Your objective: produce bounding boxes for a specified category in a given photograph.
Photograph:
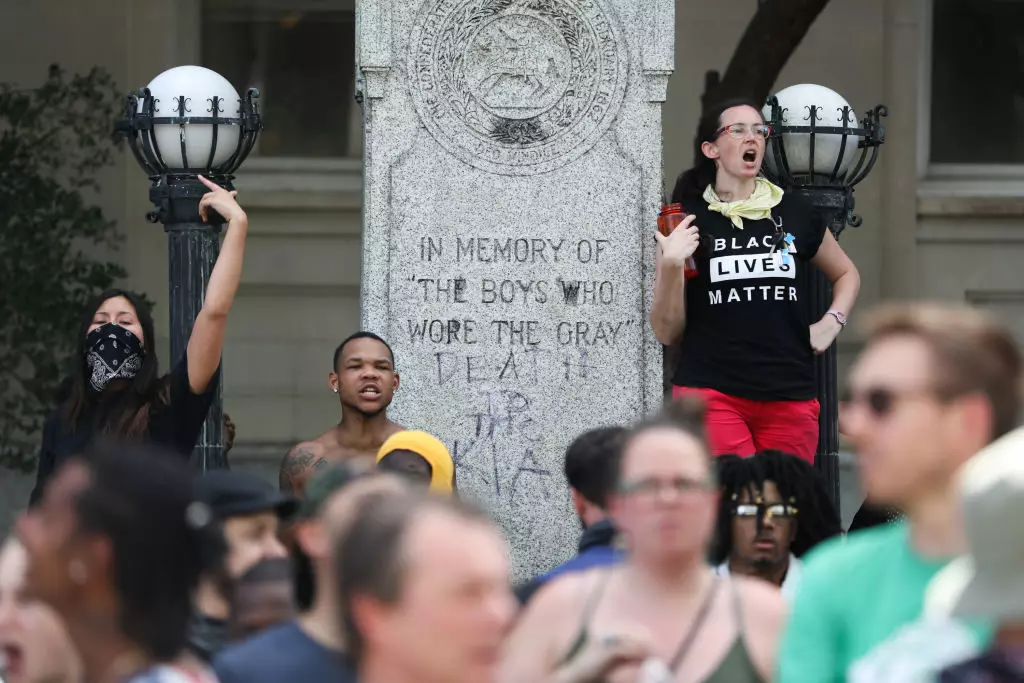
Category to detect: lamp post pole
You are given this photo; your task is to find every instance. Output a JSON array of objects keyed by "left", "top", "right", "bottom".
[
  {"left": 116, "top": 67, "right": 262, "bottom": 472},
  {"left": 152, "top": 177, "right": 227, "bottom": 471},
  {"left": 763, "top": 89, "right": 887, "bottom": 508}
]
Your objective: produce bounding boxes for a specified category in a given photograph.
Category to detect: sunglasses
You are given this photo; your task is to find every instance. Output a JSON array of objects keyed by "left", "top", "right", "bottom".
[
  {"left": 733, "top": 503, "right": 798, "bottom": 519},
  {"left": 844, "top": 387, "right": 940, "bottom": 418}
]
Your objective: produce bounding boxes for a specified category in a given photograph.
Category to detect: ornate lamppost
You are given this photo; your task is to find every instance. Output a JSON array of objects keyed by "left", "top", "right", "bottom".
[
  {"left": 761, "top": 83, "right": 887, "bottom": 506},
  {"left": 115, "top": 65, "right": 262, "bottom": 471}
]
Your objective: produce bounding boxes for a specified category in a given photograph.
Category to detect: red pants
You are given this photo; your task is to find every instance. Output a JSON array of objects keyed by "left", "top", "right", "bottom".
[{"left": 672, "top": 386, "right": 819, "bottom": 464}]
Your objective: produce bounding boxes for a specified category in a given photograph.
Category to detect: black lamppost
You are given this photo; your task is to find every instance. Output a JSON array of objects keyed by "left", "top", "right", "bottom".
[
  {"left": 761, "top": 84, "right": 887, "bottom": 507},
  {"left": 115, "top": 65, "right": 262, "bottom": 471}
]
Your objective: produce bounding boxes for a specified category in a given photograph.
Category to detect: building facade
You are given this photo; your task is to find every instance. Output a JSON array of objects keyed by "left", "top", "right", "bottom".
[{"left": 1, "top": 0, "right": 1021, "bottom": 523}]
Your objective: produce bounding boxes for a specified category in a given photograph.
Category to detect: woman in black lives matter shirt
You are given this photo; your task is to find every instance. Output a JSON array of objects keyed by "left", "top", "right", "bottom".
[
  {"left": 651, "top": 99, "right": 860, "bottom": 464},
  {"left": 29, "top": 176, "right": 249, "bottom": 505}
]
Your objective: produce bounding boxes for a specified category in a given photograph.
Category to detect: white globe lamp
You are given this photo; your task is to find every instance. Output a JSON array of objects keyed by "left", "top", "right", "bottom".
[
  {"left": 138, "top": 65, "right": 243, "bottom": 171},
  {"left": 762, "top": 83, "right": 860, "bottom": 179}
]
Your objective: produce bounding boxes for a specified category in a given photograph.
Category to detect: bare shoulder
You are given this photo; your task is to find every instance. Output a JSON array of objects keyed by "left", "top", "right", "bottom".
[
  {"left": 509, "top": 569, "right": 600, "bottom": 646},
  {"left": 732, "top": 574, "right": 787, "bottom": 623},
  {"left": 279, "top": 440, "right": 329, "bottom": 494},
  {"left": 529, "top": 569, "right": 595, "bottom": 616},
  {"left": 384, "top": 421, "right": 406, "bottom": 438},
  {"left": 501, "top": 570, "right": 599, "bottom": 680}
]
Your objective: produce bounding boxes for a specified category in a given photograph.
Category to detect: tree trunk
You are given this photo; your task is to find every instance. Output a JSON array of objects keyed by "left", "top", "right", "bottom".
[{"left": 707, "top": 0, "right": 834, "bottom": 106}]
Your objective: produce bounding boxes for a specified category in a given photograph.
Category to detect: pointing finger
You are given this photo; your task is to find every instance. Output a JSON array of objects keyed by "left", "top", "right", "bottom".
[{"left": 197, "top": 174, "right": 221, "bottom": 191}]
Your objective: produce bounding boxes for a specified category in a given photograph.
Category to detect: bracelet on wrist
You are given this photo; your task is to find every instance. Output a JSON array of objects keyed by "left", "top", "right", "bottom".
[{"left": 827, "top": 310, "right": 847, "bottom": 328}]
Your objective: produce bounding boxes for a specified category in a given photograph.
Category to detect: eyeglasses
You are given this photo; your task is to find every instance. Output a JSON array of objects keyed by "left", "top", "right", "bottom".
[
  {"left": 715, "top": 123, "right": 772, "bottom": 139},
  {"left": 844, "top": 386, "right": 942, "bottom": 419},
  {"left": 733, "top": 503, "right": 798, "bottom": 519},
  {"left": 619, "top": 476, "right": 714, "bottom": 499}
]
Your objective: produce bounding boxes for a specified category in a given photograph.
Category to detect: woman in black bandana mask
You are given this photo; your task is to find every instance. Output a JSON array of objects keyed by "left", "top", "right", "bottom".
[{"left": 29, "top": 175, "right": 249, "bottom": 506}]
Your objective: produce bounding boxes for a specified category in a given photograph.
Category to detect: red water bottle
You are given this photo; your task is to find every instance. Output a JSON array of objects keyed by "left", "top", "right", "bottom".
[{"left": 658, "top": 202, "right": 699, "bottom": 279}]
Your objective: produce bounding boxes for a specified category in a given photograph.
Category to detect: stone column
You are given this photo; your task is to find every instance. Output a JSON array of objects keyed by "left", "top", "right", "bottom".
[{"left": 358, "top": 0, "right": 675, "bottom": 580}]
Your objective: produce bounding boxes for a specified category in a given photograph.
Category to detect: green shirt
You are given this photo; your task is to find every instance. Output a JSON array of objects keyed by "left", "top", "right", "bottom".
[{"left": 777, "top": 523, "right": 991, "bottom": 683}]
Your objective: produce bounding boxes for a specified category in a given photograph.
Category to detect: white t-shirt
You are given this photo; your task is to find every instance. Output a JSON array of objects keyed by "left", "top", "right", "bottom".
[{"left": 715, "top": 554, "right": 803, "bottom": 600}]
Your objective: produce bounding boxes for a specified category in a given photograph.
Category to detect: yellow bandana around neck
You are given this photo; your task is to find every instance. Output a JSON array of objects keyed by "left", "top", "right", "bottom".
[{"left": 703, "top": 177, "right": 784, "bottom": 230}]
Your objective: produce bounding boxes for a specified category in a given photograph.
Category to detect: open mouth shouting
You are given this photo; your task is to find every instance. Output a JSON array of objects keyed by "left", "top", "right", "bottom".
[
  {"left": 358, "top": 383, "right": 383, "bottom": 401},
  {"left": 742, "top": 148, "right": 759, "bottom": 166}
]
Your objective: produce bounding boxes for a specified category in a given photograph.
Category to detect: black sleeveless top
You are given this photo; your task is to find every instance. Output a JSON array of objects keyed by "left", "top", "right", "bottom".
[
  {"left": 29, "top": 351, "right": 219, "bottom": 506},
  {"left": 672, "top": 193, "right": 826, "bottom": 401}
]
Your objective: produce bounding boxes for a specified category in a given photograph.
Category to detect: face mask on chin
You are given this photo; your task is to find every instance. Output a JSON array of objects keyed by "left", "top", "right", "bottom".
[{"left": 85, "top": 323, "right": 145, "bottom": 392}]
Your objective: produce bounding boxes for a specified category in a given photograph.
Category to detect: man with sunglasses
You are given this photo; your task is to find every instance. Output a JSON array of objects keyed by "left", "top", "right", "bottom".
[
  {"left": 712, "top": 451, "right": 842, "bottom": 600},
  {"left": 778, "top": 303, "right": 1021, "bottom": 683}
]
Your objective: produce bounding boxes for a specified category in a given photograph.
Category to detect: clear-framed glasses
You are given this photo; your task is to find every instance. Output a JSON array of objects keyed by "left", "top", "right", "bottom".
[
  {"left": 732, "top": 502, "right": 799, "bottom": 519},
  {"left": 619, "top": 476, "right": 714, "bottom": 499},
  {"left": 715, "top": 123, "right": 772, "bottom": 139}
]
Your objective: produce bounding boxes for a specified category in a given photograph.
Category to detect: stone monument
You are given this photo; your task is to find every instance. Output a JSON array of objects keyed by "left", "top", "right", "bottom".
[{"left": 358, "top": 0, "right": 675, "bottom": 579}]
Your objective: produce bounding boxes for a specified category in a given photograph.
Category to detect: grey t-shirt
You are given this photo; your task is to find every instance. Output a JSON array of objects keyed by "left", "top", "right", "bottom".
[{"left": 213, "top": 621, "right": 356, "bottom": 683}]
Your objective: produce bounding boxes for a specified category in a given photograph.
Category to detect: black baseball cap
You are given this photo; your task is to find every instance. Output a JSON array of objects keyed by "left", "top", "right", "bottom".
[{"left": 198, "top": 470, "right": 297, "bottom": 520}]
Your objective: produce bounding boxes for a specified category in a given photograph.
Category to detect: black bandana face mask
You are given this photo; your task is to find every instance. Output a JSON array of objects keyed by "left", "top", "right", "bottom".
[{"left": 85, "top": 323, "right": 145, "bottom": 392}]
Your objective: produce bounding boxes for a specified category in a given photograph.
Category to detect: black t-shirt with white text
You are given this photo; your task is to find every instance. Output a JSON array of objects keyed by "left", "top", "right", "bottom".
[{"left": 672, "top": 193, "right": 826, "bottom": 401}]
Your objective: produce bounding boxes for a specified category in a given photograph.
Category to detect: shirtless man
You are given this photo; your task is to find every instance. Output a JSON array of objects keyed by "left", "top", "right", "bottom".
[{"left": 279, "top": 332, "right": 404, "bottom": 495}]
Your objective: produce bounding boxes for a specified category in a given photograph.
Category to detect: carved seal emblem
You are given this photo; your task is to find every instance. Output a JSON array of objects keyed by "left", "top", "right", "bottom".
[{"left": 408, "top": 0, "right": 627, "bottom": 176}]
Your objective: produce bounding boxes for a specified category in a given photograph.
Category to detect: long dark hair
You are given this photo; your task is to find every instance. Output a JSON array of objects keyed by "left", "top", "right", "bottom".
[
  {"left": 671, "top": 97, "right": 764, "bottom": 203},
  {"left": 710, "top": 450, "right": 842, "bottom": 565},
  {"left": 61, "top": 288, "right": 166, "bottom": 438}
]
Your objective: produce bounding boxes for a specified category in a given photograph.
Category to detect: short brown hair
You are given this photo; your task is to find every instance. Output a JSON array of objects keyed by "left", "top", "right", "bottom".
[
  {"left": 863, "top": 302, "right": 1022, "bottom": 439},
  {"left": 334, "top": 492, "right": 493, "bottom": 663}
]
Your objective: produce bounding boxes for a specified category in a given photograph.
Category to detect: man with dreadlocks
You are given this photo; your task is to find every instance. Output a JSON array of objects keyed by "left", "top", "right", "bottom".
[{"left": 711, "top": 450, "right": 842, "bottom": 600}]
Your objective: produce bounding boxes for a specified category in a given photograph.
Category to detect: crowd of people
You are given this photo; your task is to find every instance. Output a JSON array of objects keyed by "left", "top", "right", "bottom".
[
  {"left": 3, "top": 302, "right": 1022, "bottom": 683},
  {"left": 2, "top": 103, "right": 1023, "bottom": 683}
]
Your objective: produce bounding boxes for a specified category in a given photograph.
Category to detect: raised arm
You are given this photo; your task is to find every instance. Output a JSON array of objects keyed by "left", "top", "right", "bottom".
[
  {"left": 650, "top": 215, "right": 700, "bottom": 346},
  {"left": 185, "top": 175, "right": 248, "bottom": 394},
  {"left": 809, "top": 231, "right": 861, "bottom": 354}
]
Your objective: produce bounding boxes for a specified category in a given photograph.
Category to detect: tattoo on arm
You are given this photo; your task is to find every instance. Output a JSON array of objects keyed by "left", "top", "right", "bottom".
[
  {"left": 279, "top": 445, "right": 330, "bottom": 494},
  {"left": 281, "top": 445, "right": 315, "bottom": 493}
]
